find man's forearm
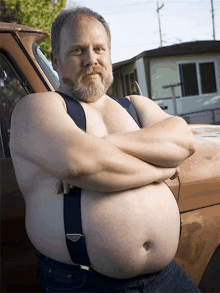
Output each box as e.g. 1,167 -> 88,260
104,116 -> 196,168
64,161 -> 177,193
62,139 -> 177,193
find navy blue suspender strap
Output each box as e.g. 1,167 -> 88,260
56,91 -> 91,269
60,92 -> 86,131
114,97 -> 141,128
64,187 -> 91,270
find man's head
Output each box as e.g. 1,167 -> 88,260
51,7 -> 113,102
51,7 -> 111,57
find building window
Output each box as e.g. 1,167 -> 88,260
199,62 -> 217,94
179,61 -> 217,97
179,63 -> 199,96
125,74 -> 130,95
124,70 -> 139,95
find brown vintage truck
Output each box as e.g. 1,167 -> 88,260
1,22 -> 220,293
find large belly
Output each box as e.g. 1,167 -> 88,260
25,182 -> 180,278
81,182 -> 180,278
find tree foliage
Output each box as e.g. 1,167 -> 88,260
0,0 -> 66,59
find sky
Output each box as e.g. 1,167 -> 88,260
66,0 -> 220,64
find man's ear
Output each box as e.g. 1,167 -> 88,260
51,52 -> 58,71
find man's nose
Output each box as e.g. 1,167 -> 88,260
83,49 -> 98,67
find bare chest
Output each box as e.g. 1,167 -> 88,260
81,98 -> 140,137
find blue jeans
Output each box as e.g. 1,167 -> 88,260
38,253 -> 201,292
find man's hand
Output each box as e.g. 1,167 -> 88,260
170,167 -> 180,180
56,180 -> 74,194
153,167 -> 179,183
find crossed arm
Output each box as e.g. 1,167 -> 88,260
10,93 -> 196,194
104,95 -> 196,168
57,95 -> 196,193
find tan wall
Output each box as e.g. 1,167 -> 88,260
112,70 -> 124,97
113,62 -> 136,97
120,62 -> 136,75
216,55 -> 220,85
135,58 -> 148,97
150,53 -> 220,100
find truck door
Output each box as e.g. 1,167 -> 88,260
0,51 -> 40,292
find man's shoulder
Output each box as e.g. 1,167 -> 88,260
13,91 -> 66,113
19,91 -> 64,103
118,95 -> 152,109
126,95 -> 149,101
126,95 -> 160,108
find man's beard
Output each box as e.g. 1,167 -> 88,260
62,67 -> 114,102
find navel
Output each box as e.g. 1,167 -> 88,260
143,241 -> 152,251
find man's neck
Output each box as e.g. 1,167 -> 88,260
56,86 -> 109,107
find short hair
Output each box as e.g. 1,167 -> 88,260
51,6 -> 111,56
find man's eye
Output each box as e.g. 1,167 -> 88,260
71,48 -> 82,55
95,47 -> 103,52
76,48 -> 83,53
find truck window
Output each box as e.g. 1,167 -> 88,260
33,43 -> 59,90
0,54 -> 28,158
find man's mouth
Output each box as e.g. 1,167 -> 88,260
83,72 -> 101,80
83,68 -> 103,76
86,73 -> 98,76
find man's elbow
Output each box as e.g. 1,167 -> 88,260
176,136 -> 196,167
179,133 -> 196,165
184,124 -> 196,157
176,116 -> 196,155
168,118 -> 196,167
181,140 -> 196,164
188,137 -> 196,156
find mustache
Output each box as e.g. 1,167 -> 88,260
81,67 -> 103,76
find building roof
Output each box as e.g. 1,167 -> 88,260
113,40 -> 220,70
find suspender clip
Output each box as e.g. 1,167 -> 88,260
80,265 -> 92,271
66,234 -> 84,242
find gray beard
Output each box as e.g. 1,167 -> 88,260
62,74 -> 114,103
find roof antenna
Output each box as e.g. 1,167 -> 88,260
157,2 -> 164,47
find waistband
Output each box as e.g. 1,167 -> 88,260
38,253 -> 92,272
38,252 -> 176,282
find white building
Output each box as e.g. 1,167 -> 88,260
112,41 -> 220,124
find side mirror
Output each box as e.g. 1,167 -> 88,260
131,81 -> 142,95
134,81 -> 142,96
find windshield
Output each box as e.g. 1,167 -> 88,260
32,43 -> 60,90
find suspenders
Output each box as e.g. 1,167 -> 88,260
55,92 -> 142,270
56,92 -> 182,270
56,92 -> 91,269
114,97 -> 141,127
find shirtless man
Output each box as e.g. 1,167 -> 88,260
9,6 -> 200,293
